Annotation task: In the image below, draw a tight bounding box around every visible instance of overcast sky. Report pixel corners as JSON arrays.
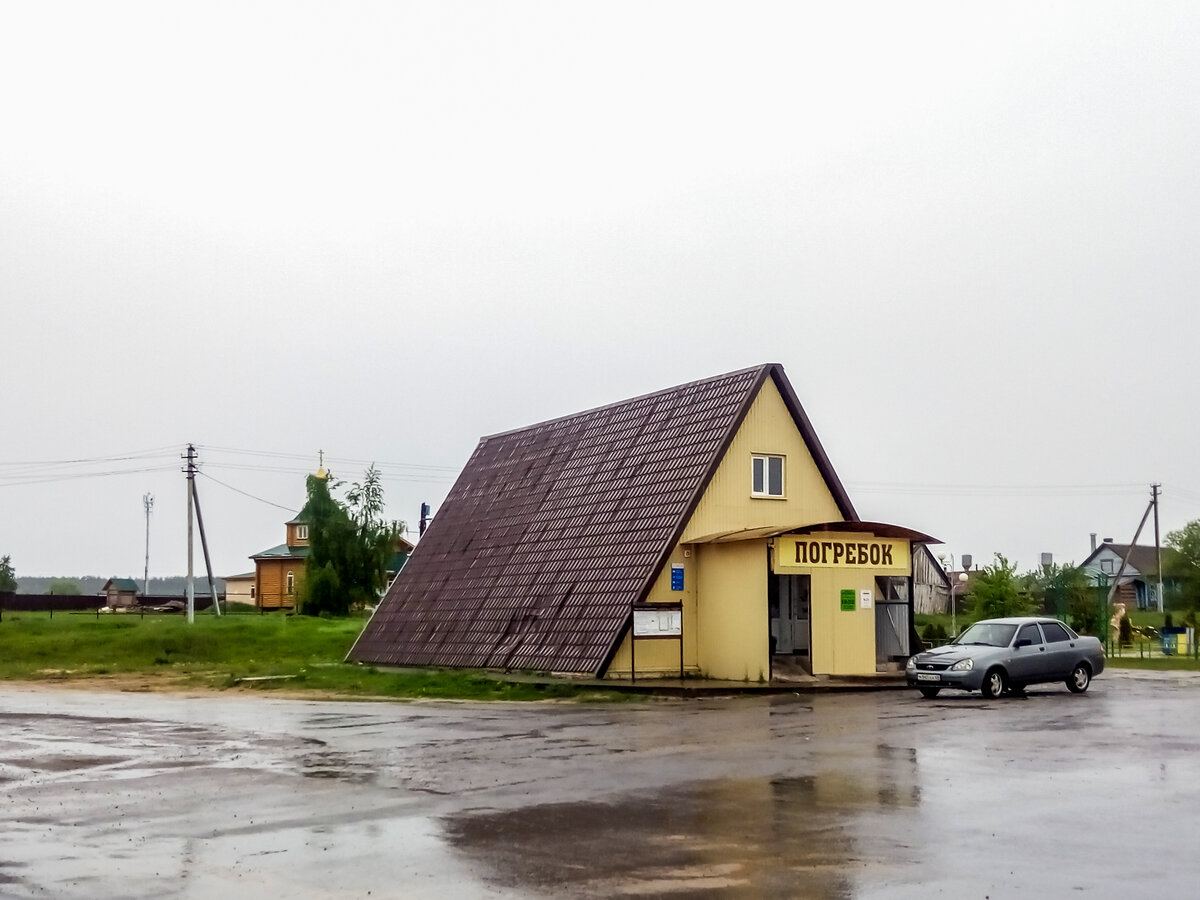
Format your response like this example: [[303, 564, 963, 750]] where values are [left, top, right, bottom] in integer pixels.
[[3, 1, 1198, 582]]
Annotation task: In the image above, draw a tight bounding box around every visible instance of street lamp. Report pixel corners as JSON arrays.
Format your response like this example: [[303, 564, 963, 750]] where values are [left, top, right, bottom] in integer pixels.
[[939, 554, 970, 638], [953, 571, 968, 637]]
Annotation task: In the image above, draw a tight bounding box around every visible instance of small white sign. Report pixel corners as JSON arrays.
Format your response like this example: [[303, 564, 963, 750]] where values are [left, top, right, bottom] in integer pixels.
[[860, 589, 873, 610], [633, 608, 682, 637]]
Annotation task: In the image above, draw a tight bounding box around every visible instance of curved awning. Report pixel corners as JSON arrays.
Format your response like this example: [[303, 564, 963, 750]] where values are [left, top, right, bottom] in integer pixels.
[[687, 520, 940, 545]]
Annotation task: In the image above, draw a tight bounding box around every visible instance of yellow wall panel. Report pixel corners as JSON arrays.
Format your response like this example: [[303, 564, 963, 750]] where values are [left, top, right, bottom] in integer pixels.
[[808, 568, 877, 675], [695, 540, 770, 682], [607, 545, 698, 678], [680, 379, 842, 543]]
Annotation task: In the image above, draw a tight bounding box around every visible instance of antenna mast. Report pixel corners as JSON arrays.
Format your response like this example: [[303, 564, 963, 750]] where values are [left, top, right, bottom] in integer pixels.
[[142, 492, 154, 596]]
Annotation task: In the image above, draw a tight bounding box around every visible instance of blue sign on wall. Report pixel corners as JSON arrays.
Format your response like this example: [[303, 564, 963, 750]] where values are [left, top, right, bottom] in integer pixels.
[[670, 564, 685, 591]]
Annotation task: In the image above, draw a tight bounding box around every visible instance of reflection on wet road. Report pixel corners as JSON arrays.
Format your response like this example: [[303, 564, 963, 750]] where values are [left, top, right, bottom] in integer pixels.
[[2, 671, 1200, 898]]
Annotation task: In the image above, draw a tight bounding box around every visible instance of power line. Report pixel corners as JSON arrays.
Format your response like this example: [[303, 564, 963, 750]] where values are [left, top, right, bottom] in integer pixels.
[[0, 445, 179, 468], [1169, 486, 1200, 503], [197, 471, 298, 513], [846, 482, 1147, 497], [0, 464, 179, 488], [3, 442, 1192, 506], [200, 462, 455, 484], [195, 444, 460, 474]]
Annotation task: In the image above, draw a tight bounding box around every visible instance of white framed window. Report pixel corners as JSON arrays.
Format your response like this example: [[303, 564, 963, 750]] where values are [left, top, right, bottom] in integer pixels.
[[751, 454, 785, 498], [1100, 558, 1114, 574], [286, 571, 295, 595], [296, 525, 308, 540]]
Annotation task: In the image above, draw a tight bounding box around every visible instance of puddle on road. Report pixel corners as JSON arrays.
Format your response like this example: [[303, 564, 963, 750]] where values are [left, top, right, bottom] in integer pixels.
[[300, 748, 378, 784], [444, 771, 921, 899]]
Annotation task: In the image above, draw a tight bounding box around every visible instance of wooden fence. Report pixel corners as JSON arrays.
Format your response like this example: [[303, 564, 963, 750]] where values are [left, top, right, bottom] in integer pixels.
[[0, 592, 217, 613]]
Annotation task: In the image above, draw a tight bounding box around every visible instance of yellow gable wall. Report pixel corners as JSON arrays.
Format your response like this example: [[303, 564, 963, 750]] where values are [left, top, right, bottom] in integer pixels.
[[680, 378, 843, 543], [608, 379, 855, 681], [684, 379, 846, 680]]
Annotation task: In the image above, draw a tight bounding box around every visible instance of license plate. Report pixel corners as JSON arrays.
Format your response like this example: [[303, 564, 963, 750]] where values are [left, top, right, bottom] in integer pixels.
[[916, 673, 941, 682]]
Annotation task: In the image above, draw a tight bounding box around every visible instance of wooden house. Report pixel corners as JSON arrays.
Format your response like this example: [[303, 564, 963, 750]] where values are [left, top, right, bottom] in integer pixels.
[[101, 577, 140, 608]]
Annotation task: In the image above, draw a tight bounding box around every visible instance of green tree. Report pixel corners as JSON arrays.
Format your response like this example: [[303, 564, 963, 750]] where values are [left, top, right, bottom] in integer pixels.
[[345, 464, 387, 529], [48, 578, 82, 595], [299, 465, 401, 617], [1166, 520, 1200, 624], [0, 555, 16, 593], [965, 554, 1036, 621], [1023, 562, 1103, 635]]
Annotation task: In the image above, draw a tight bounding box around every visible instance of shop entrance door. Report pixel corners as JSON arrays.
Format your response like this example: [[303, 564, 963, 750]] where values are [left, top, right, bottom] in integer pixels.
[[770, 574, 810, 657], [874, 576, 911, 665]]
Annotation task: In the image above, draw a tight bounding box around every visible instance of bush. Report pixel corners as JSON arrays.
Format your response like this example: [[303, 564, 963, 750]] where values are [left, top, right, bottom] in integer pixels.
[[299, 562, 345, 617], [921, 623, 949, 644], [966, 555, 1035, 621]]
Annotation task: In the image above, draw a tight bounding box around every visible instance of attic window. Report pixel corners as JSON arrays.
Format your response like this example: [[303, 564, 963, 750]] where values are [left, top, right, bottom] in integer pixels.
[[1101, 559, 1114, 574], [751, 454, 785, 498], [296, 525, 308, 540]]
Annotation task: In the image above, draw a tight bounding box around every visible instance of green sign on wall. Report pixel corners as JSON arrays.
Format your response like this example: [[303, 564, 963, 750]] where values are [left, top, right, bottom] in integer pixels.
[[840, 589, 856, 611]]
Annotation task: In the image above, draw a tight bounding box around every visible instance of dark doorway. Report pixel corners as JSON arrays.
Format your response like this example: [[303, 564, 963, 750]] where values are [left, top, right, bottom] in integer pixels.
[[770, 574, 811, 669], [874, 575, 911, 666]]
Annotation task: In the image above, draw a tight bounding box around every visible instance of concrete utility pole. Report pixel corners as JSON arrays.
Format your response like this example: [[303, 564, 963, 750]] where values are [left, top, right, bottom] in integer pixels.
[[1106, 499, 1155, 608], [190, 477, 222, 616], [1153, 483, 1164, 614], [142, 492, 154, 596], [184, 444, 196, 623]]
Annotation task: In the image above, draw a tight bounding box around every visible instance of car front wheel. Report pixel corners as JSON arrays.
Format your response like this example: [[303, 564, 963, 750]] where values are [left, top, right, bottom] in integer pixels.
[[981, 668, 1007, 699], [1067, 663, 1091, 694]]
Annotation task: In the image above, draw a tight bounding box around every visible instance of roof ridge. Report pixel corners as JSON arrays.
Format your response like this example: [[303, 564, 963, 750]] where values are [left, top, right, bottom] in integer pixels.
[[479, 363, 777, 443]]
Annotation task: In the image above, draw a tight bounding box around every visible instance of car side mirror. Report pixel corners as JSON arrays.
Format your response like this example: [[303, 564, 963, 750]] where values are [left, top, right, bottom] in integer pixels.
[[1015, 638, 1032, 648]]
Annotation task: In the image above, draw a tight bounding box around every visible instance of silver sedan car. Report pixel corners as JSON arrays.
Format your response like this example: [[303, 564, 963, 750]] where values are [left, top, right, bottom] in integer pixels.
[[906, 616, 1106, 699]]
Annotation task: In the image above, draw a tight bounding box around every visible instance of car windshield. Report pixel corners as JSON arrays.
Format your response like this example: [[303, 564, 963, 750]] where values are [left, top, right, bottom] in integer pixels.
[[953, 622, 1018, 647]]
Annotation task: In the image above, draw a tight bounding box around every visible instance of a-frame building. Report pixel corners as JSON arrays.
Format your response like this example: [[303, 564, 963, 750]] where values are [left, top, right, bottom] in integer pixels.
[[350, 364, 936, 681]]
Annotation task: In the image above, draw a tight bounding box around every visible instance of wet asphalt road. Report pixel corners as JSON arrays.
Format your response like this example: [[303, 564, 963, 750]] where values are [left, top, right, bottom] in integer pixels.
[[2, 670, 1199, 900]]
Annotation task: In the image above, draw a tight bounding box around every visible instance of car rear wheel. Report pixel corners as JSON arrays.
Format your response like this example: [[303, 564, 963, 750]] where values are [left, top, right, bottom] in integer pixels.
[[981, 667, 1007, 699], [1067, 663, 1091, 694], [918, 686, 941, 699]]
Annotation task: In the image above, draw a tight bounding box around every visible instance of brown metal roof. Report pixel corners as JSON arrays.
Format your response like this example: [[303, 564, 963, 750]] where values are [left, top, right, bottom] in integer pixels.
[[787, 521, 940, 543], [687, 521, 939, 544], [349, 364, 857, 675]]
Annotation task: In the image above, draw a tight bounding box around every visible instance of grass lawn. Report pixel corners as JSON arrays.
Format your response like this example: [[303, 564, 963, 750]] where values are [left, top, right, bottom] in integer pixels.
[[0, 610, 625, 701], [1101, 655, 1200, 671]]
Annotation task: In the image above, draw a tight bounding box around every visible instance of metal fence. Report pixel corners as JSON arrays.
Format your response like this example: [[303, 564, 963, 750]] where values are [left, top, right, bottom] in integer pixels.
[[1105, 629, 1197, 660]]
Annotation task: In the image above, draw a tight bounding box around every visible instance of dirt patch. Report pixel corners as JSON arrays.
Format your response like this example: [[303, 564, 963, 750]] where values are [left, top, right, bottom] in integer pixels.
[[0, 674, 403, 703]]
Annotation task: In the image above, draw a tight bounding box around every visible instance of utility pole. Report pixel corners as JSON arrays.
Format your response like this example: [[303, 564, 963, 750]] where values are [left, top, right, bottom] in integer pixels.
[[1152, 483, 1164, 614], [191, 477, 222, 616], [1106, 498, 1156, 608], [142, 493, 154, 597], [184, 444, 196, 623]]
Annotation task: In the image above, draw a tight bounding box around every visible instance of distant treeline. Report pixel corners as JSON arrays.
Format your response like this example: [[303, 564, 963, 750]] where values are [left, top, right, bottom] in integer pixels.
[[15, 576, 228, 595]]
